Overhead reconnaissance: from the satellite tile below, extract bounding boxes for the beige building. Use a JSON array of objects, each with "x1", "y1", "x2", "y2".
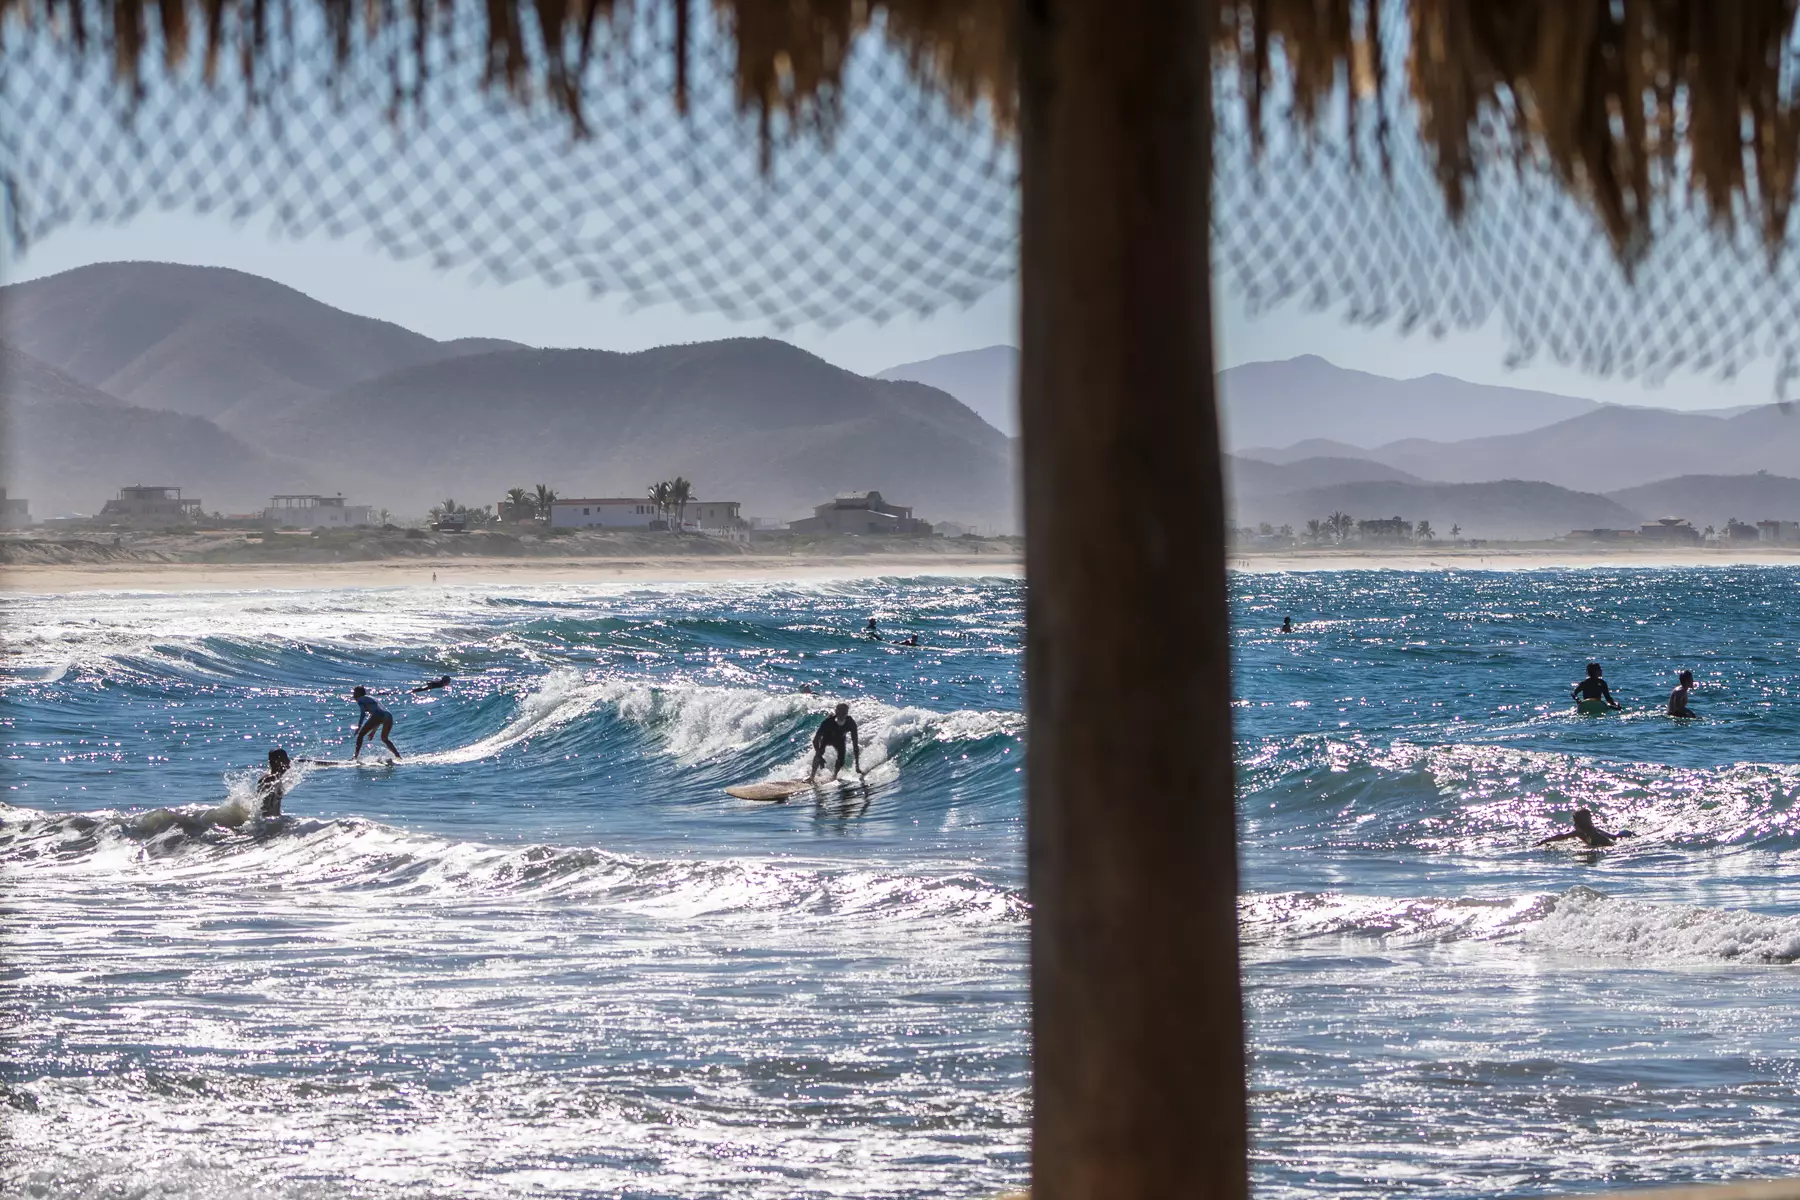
[
  {"x1": 787, "y1": 491, "x2": 931, "y2": 536},
  {"x1": 99, "y1": 485, "x2": 202, "y2": 522}
]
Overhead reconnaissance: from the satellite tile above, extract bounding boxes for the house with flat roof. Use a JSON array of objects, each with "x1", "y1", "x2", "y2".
[
  {"x1": 264, "y1": 494, "x2": 374, "y2": 529},
  {"x1": 99, "y1": 485, "x2": 202, "y2": 522},
  {"x1": 549, "y1": 498, "x2": 663, "y2": 528},
  {"x1": 1639, "y1": 517, "x2": 1701, "y2": 543},
  {"x1": 0, "y1": 488, "x2": 29, "y2": 529},
  {"x1": 787, "y1": 491, "x2": 932, "y2": 536}
]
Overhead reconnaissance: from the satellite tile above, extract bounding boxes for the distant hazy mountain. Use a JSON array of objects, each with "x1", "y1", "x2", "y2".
[
  {"x1": 1227, "y1": 454, "x2": 1422, "y2": 502},
  {"x1": 1337, "y1": 405, "x2": 1800, "y2": 493},
  {"x1": 876, "y1": 346, "x2": 1017, "y2": 437},
  {"x1": 0, "y1": 262, "x2": 496, "y2": 430},
  {"x1": 1, "y1": 341, "x2": 311, "y2": 516},
  {"x1": 1235, "y1": 478, "x2": 1642, "y2": 542},
  {"x1": 1217, "y1": 356, "x2": 1605, "y2": 451},
  {"x1": 269, "y1": 338, "x2": 1016, "y2": 527},
  {"x1": 1607, "y1": 473, "x2": 1800, "y2": 529}
]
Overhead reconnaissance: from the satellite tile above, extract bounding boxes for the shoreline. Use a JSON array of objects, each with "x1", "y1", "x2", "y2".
[
  {"x1": 0, "y1": 554, "x2": 1024, "y2": 594},
  {"x1": 1230, "y1": 547, "x2": 1800, "y2": 572}
]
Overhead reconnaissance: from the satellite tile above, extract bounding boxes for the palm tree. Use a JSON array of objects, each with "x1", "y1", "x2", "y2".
[
  {"x1": 648, "y1": 481, "x2": 673, "y2": 528},
  {"x1": 669, "y1": 476, "x2": 693, "y2": 529},
  {"x1": 533, "y1": 484, "x2": 557, "y2": 521},
  {"x1": 1416, "y1": 519, "x2": 1435, "y2": 542},
  {"x1": 1305, "y1": 518, "x2": 1323, "y2": 544},
  {"x1": 1450, "y1": 523, "x2": 1461, "y2": 539},
  {"x1": 376, "y1": 508, "x2": 392, "y2": 526},
  {"x1": 505, "y1": 487, "x2": 534, "y2": 521},
  {"x1": 1327, "y1": 511, "x2": 1353, "y2": 543}
]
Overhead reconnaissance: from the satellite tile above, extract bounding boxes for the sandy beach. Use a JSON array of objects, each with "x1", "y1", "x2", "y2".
[{"x1": 0, "y1": 553, "x2": 1024, "y2": 593}]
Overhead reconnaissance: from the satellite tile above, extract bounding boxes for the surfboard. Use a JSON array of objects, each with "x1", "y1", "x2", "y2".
[
  {"x1": 726, "y1": 780, "x2": 815, "y2": 802},
  {"x1": 1575, "y1": 698, "x2": 1611, "y2": 716}
]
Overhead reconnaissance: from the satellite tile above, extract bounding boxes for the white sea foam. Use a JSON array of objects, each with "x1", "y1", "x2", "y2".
[{"x1": 1242, "y1": 886, "x2": 1800, "y2": 965}]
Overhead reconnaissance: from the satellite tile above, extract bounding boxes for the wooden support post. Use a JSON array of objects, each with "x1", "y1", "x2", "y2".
[{"x1": 1018, "y1": 0, "x2": 1247, "y2": 1196}]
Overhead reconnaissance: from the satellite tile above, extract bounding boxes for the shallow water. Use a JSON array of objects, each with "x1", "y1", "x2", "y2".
[{"x1": 7, "y1": 568, "x2": 1800, "y2": 1197}]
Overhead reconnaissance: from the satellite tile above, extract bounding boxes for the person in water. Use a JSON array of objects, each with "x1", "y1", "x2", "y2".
[
  {"x1": 352, "y1": 686, "x2": 401, "y2": 760},
  {"x1": 256, "y1": 748, "x2": 292, "y2": 817},
  {"x1": 411, "y1": 675, "x2": 452, "y2": 693},
  {"x1": 809, "y1": 702, "x2": 863, "y2": 782},
  {"x1": 1535, "y1": 807, "x2": 1634, "y2": 849},
  {"x1": 865, "y1": 617, "x2": 881, "y2": 640},
  {"x1": 1572, "y1": 662, "x2": 1623, "y2": 711},
  {"x1": 1668, "y1": 669, "x2": 1698, "y2": 718},
  {"x1": 899, "y1": 633, "x2": 919, "y2": 646},
  {"x1": 1281, "y1": 615, "x2": 1293, "y2": 633}
]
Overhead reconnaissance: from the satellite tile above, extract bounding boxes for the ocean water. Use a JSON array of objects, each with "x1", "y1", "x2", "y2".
[{"x1": 8, "y1": 568, "x2": 1800, "y2": 1198}]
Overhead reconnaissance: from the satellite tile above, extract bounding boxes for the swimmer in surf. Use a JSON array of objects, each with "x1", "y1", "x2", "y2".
[
  {"x1": 411, "y1": 675, "x2": 452, "y2": 693},
  {"x1": 1281, "y1": 616, "x2": 1293, "y2": 633},
  {"x1": 256, "y1": 748, "x2": 291, "y2": 817},
  {"x1": 808, "y1": 703, "x2": 862, "y2": 782},
  {"x1": 866, "y1": 617, "x2": 881, "y2": 640},
  {"x1": 1535, "y1": 807, "x2": 1634, "y2": 849},
  {"x1": 352, "y1": 686, "x2": 401, "y2": 760},
  {"x1": 1668, "y1": 670, "x2": 1698, "y2": 718},
  {"x1": 1572, "y1": 662, "x2": 1623, "y2": 711}
]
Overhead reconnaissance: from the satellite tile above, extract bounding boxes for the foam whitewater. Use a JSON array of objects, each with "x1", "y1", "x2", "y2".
[{"x1": 0, "y1": 799, "x2": 1028, "y2": 925}]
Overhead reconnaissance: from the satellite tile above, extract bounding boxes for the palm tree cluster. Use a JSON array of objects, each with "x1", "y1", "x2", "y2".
[
  {"x1": 500, "y1": 484, "x2": 558, "y2": 523},
  {"x1": 647, "y1": 477, "x2": 693, "y2": 530},
  {"x1": 428, "y1": 498, "x2": 495, "y2": 530},
  {"x1": 1299, "y1": 512, "x2": 1444, "y2": 545}
]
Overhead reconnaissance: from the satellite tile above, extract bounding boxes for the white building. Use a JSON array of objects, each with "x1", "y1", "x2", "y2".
[
  {"x1": 264, "y1": 494, "x2": 374, "y2": 528},
  {"x1": 549, "y1": 498, "x2": 661, "y2": 528},
  {"x1": 550, "y1": 497, "x2": 746, "y2": 535}
]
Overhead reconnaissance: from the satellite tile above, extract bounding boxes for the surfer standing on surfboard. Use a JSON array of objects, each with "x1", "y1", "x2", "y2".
[
  {"x1": 351, "y1": 686, "x2": 402, "y2": 760},
  {"x1": 1571, "y1": 663, "x2": 1623, "y2": 713},
  {"x1": 808, "y1": 703, "x2": 862, "y2": 782}
]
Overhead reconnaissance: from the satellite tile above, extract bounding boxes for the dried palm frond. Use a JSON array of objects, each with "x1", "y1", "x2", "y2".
[{"x1": 5, "y1": 0, "x2": 1800, "y2": 263}]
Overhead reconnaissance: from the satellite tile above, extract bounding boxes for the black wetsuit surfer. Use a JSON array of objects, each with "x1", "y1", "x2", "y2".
[
  {"x1": 411, "y1": 676, "x2": 451, "y2": 693},
  {"x1": 1572, "y1": 663, "x2": 1623, "y2": 711},
  {"x1": 256, "y1": 748, "x2": 292, "y2": 817},
  {"x1": 809, "y1": 704, "x2": 862, "y2": 782},
  {"x1": 1535, "y1": 808, "x2": 1633, "y2": 849}
]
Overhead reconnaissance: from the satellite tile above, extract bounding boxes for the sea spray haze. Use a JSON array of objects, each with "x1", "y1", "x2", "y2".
[{"x1": 11, "y1": 570, "x2": 1800, "y2": 1196}]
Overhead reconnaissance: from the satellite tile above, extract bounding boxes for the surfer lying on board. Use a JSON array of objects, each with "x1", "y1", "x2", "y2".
[
  {"x1": 1668, "y1": 670, "x2": 1698, "y2": 718},
  {"x1": 256, "y1": 748, "x2": 292, "y2": 817},
  {"x1": 352, "y1": 686, "x2": 401, "y2": 760},
  {"x1": 1572, "y1": 663, "x2": 1623, "y2": 712},
  {"x1": 1535, "y1": 808, "x2": 1634, "y2": 849},
  {"x1": 808, "y1": 703, "x2": 863, "y2": 782},
  {"x1": 411, "y1": 676, "x2": 452, "y2": 693}
]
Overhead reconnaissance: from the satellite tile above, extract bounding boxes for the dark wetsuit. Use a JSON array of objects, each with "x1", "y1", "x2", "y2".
[
  {"x1": 1573, "y1": 677, "x2": 1618, "y2": 707},
  {"x1": 814, "y1": 714, "x2": 858, "y2": 771}
]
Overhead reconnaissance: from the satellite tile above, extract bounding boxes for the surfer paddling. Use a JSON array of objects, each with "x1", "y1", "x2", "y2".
[
  {"x1": 1572, "y1": 662, "x2": 1623, "y2": 713},
  {"x1": 1536, "y1": 808, "x2": 1633, "y2": 849},
  {"x1": 411, "y1": 675, "x2": 452, "y2": 693},
  {"x1": 351, "y1": 686, "x2": 401, "y2": 760},
  {"x1": 808, "y1": 703, "x2": 863, "y2": 782}
]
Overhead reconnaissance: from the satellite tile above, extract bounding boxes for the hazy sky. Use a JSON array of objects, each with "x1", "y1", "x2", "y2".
[{"x1": 4, "y1": 210, "x2": 1776, "y2": 411}]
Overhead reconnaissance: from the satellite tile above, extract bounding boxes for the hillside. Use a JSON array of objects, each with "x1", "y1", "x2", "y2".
[
  {"x1": 0, "y1": 262, "x2": 493, "y2": 429},
  {"x1": 1340, "y1": 405, "x2": 1800, "y2": 492},
  {"x1": 1216, "y1": 356, "x2": 1602, "y2": 451},
  {"x1": 267, "y1": 338, "x2": 1017, "y2": 527},
  {"x1": 0, "y1": 341, "x2": 311, "y2": 516},
  {"x1": 1227, "y1": 454, "x2": 1422, "y2": 502},
  {"x1": 1234, "y1": 478, "x2": 1642, "y2": 541},
  {"x1": 1606, "y1": 473, "x2": 1800, "y2": 529},
  {"x1": 876, "y1": 346, "x2": 1017, "y2": 436}
]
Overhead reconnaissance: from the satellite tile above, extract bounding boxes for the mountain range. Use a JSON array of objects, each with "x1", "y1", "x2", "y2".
[
  {"x1": 7, "y1": 260, "x2": 1795, "y2": 536},
  {"x1": 0, "y1": 263, "x2": 1016, "y2": 525}
]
